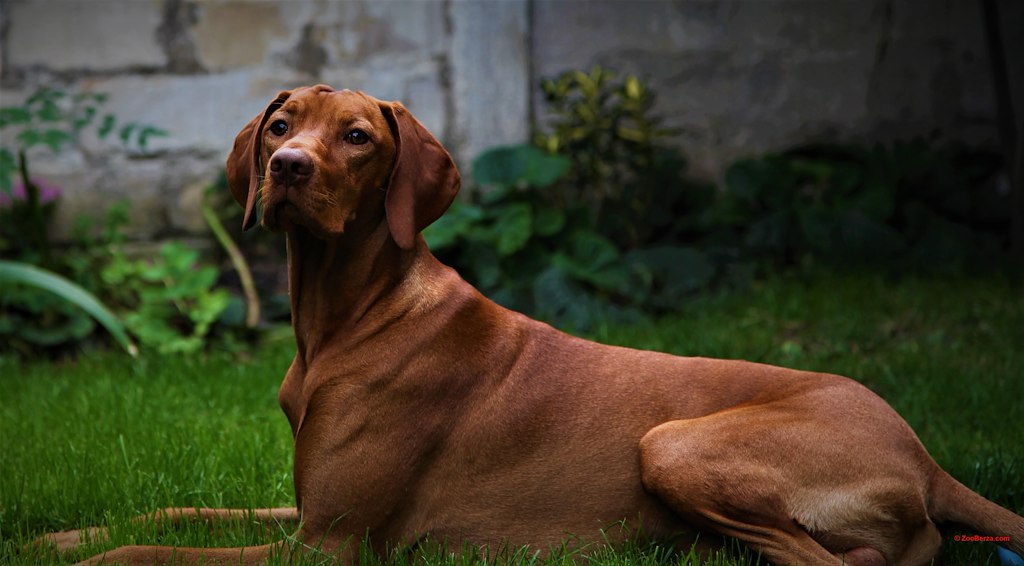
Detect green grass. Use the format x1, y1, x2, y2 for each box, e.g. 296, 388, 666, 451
2, 269, 1021, 564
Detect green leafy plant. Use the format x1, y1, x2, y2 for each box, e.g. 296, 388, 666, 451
427, 143, 713, 330
0, 260, 137, 356
426, 144, 593, 319
101, 240, 230, 354
0, 88, 169, 169
428, 69, 717, 329
0, 88, 244, 358
53, 200, 232, 355
0, 199, 129, 357
0, 89, 169, 356
536, 66, 683, 245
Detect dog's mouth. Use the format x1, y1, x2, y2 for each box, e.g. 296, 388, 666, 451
274, 201, 300, 220
263, 196, 335, 239
261, 176, 351, 238
261, 192, 301, 232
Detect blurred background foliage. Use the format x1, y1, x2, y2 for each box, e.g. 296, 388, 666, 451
426, 67, 1014, 331
0, 67, 1017, 357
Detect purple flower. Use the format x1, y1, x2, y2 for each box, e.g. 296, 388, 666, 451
0, 178, 62, 209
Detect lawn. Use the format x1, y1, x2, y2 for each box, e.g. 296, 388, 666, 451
1, 269, 1021, 565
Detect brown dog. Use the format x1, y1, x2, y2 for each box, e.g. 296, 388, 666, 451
48, 85, 1023, 565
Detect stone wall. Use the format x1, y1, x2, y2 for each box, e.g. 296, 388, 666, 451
0, 0, 1018, 241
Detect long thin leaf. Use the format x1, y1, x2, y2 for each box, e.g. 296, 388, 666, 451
0, 260, 138, 356
200, 200, 260, 328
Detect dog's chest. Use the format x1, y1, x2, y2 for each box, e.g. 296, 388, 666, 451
277, 361, 307, 436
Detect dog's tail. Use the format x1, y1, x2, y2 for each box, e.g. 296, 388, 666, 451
928, 468, 1024, 557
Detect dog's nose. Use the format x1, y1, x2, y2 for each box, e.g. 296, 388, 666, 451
270, 148, 314, 184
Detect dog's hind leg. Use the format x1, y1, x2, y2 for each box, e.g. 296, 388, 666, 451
637, 404, 919, 566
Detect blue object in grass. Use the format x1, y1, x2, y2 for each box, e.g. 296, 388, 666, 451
999, 546, 1024, 566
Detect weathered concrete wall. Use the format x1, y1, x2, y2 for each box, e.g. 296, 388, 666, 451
0, 0, 1017, 241
533, 0, 1021, 177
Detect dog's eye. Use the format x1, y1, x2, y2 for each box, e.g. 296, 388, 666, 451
269, 120, 288, 136
345, 129, 369, 145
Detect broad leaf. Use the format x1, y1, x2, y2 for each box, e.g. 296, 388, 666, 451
566, 230, 619, 269
423, 201, 485, 250
472, 144, 571, 189
534, 207, 566, 237
494, 202, 533, 256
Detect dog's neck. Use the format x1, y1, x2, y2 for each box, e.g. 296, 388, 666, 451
284, 221, 415, 366
277, 219, 474, 438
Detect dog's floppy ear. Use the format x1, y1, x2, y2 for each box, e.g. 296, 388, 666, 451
225, 90, 291, 231
378, 101, 460, 250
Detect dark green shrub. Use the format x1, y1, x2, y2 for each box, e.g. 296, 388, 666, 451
718, 142, 1009, 272
429, 66, 1011, 330
426, 68, 720, 329
423, 143, 714, 329
537, 66, 686, 247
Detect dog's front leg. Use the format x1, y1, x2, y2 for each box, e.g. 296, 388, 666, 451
34, 507, 299, 557
72, 541, 280, 565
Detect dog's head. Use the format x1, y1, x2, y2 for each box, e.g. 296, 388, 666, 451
225, 85, 460, 249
